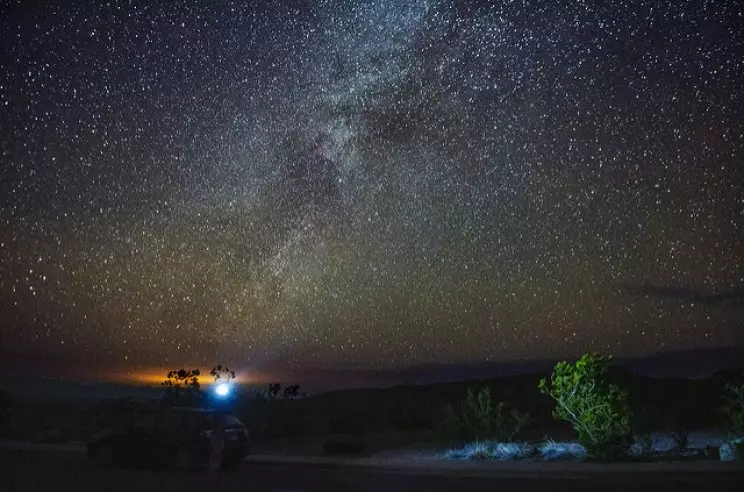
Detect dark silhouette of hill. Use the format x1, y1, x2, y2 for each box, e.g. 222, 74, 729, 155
293, 357, 744, 438
0, 374, 164, 402
2, 351, 743, 445
283, 346, 744, 393
615, 346, 744, 378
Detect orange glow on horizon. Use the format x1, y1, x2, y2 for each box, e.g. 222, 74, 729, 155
107, 366, 276, 387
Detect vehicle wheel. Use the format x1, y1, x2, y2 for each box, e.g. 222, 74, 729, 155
93, 445, 115, 467
174, 447, 196, 472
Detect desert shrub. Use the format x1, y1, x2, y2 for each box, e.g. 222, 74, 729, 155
538, 439, 587, 461
722, 379, 744, 434
630, 434, 654, 457
671, 429, 689, 452
538, 353, 632, 461
441, 387, 530, 442
629, 406, 656, 458
444, 441, 535, 461
719, 436, 744, 461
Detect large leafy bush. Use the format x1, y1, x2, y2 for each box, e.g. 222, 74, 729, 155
538, 354, 632, 460
441, 386, 530, 442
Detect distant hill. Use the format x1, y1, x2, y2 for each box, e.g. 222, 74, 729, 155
616, 346, 744, 378
287, 363, 744, 438
2, 353, 743, 444
0, 375, 164, 402
281, 346, 744, 393
1, 346, 742, 401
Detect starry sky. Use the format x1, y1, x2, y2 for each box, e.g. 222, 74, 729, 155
1, 0, 742, 386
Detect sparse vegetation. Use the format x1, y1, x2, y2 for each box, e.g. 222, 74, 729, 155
631, 433, 654, 457
671, 429, 689, 453
719, 436, 744, 461
722, 378, 744, 434
441, 387, 530, 443
538, 354, 633, 461
443, 441, 534, 461
537, 439, 587, 461
3, 358, 743, 466
161, 369, 203, 407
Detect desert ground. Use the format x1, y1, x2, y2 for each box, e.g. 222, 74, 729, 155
2, 442, 744, 492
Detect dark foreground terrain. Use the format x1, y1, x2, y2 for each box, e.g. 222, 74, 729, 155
2, 448, 744, 492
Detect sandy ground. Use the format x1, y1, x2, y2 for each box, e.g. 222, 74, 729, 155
2, 446, 744, 492
1, 428, 743, 492
247, 428, 735, 459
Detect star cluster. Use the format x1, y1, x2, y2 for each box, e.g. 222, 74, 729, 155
1, 0, 742, 383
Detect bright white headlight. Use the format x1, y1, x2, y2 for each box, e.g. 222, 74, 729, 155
215, 383, 230, 397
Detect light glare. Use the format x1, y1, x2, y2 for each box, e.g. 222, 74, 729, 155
215, 383, 230, 396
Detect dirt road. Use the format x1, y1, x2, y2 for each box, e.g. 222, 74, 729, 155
1, 447, 743, 492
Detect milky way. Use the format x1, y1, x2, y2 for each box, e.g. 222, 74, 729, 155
1, 0, 742, 384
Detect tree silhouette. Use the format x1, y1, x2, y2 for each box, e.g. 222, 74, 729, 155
267, 383, 282, 398
209, 364, 236, 384
208, 364, 237, 411
161, 369, 202, 406
283, 384, 301, 399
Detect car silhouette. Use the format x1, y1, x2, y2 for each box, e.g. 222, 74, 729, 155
86, 406, 250, 470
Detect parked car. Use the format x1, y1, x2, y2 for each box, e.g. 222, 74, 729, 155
86, 406, 250, 470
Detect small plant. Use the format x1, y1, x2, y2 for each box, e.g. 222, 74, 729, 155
444, 441, 535, 461
538, 353, 633, 461
719, 436, 744, 461
467, 441, 493, 461
538, 439, 587, 461
441, 387, 530, 442
722, 379, 744, 434
630, 434, 654, 457
671, 430, 689, 453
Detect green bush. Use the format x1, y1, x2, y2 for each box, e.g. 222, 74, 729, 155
441, 387, 530, 442
538, 353, 632, 461
722, 379, 744, 434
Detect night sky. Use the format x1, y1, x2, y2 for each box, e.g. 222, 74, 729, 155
1, 0, 742, 386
